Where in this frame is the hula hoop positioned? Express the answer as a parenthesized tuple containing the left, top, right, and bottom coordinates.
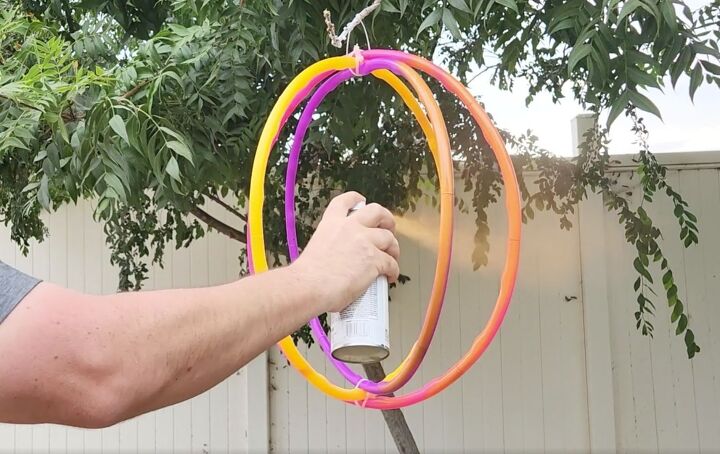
(248, 50, 522, 409)
(284, 59, 453, 395)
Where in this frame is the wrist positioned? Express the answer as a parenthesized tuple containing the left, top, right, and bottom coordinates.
(279, 260, 330, 316)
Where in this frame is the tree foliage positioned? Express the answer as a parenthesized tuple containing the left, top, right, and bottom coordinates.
(1, 0, 718, 357)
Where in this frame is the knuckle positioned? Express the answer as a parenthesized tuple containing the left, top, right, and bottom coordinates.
(383, 230, 395, 246)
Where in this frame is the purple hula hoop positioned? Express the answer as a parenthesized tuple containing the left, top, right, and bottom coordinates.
(284, 58, 434, 395)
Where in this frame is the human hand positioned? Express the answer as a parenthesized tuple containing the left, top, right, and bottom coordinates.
(291, 191, 400, 313)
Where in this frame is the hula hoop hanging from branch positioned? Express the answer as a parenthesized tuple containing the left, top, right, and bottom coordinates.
(246, 48, 523, 410)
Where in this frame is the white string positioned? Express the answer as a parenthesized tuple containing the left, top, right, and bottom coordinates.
(352, 378, 373, 408)
(348, 44, 364, 77)
(346, 18, 372, 76)
(324, 0, 381, 49)
(345, 19, 372, 56)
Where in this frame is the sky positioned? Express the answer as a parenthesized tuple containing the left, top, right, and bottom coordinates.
(464, 0, 719, 157)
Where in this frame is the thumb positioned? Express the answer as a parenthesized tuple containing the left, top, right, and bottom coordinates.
(324, 191, 366, 218)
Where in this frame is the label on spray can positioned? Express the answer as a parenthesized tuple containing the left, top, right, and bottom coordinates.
(330, 201, 390, 364)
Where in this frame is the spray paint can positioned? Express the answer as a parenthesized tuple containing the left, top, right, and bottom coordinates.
(329, 201, 390, 364)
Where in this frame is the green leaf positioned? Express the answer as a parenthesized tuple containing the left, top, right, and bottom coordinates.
(591, 46, 609, 79)
(398, 0, 409, 15)
(639, 0, 661, 21)
(660, 0, 678, 32)
(568, 44, 592, 75)
(109, 114, 130, 145)
(671, 47, 692, 87)
(676, 314, 688, 334)
(493, 0, 519, 13)
(57, 119, 69, 143)
(607, 91, 630, 126)
(417, 8, 442, 37)
(448, 0, 473, 13)
(4, 137, 29, 151)
(442, 8, 462, 39)
(104, 173, 127, 202)
(633, 257, 653, 282)
(685, 329, 700, 358)
(381, 1, 400, 13)
(38, 175, 50, 210)
(158, 126, 185, 142)
(700, 60, 720, 76)
(547, 17, 576, 36)
(628, 66, 659, 88)
(689, 64, 703, 100)
(640, 251, 649, 267)
(628, 90, 662, 120)
(671, 300, 683, 322)
(95, 197, 110, 220)
(662, 270, 673, 290)
(22, 181, 40, 193)
(618, 0, 642, 22)
(166, 156, 182, 182)
(166, 140, 194, 164)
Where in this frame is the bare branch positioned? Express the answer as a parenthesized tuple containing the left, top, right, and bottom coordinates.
(190, 207, 246, 243)
(207, 194, 247, 222)
(324, 0, 381, 48)
(122, 79, 152, 99)
(0, 95, 43, 113)
(362, 363, 420, 453)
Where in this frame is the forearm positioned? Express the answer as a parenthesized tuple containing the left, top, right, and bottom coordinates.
(0, 264, 324, 427)
(104, 264, 323, 417)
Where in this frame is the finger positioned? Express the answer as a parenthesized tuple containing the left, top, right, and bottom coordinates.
(376, 250, 400, 284)
(353, 203, 396, 232)
(324, 191, 366, 218)
(366, 229, 400, 261)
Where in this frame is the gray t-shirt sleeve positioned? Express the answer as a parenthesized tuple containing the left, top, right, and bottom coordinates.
(0, 260, 41, 323)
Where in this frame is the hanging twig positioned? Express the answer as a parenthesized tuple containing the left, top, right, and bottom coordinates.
(323, 0, 381, 48)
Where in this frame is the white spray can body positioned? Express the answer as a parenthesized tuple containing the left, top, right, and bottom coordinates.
(329, 202, 390, 364)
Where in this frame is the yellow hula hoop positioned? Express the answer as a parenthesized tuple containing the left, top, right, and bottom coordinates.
(249, 56, 454, 401)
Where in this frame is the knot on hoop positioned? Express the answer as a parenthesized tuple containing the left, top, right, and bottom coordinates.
(352, 378, 374, 408)
(326, 4, 373, 77)
(349, 44, 365, 77)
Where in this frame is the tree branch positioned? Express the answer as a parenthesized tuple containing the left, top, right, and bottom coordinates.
(362, 363, 420, 454)
(207, 193, 247, 222)
(122, 79, 152, 99)
(190, 207, 246, 243)
(0, 94, 43, 113)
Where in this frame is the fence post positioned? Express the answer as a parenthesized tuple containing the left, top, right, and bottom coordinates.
(574, 114, 618, 453)
(571, 113, 597, 156)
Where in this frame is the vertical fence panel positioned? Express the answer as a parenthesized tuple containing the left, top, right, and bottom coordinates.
(684, 169, 720, 452)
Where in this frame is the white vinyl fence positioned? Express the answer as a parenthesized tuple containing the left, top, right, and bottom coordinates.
(1, 150, 720, 453)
